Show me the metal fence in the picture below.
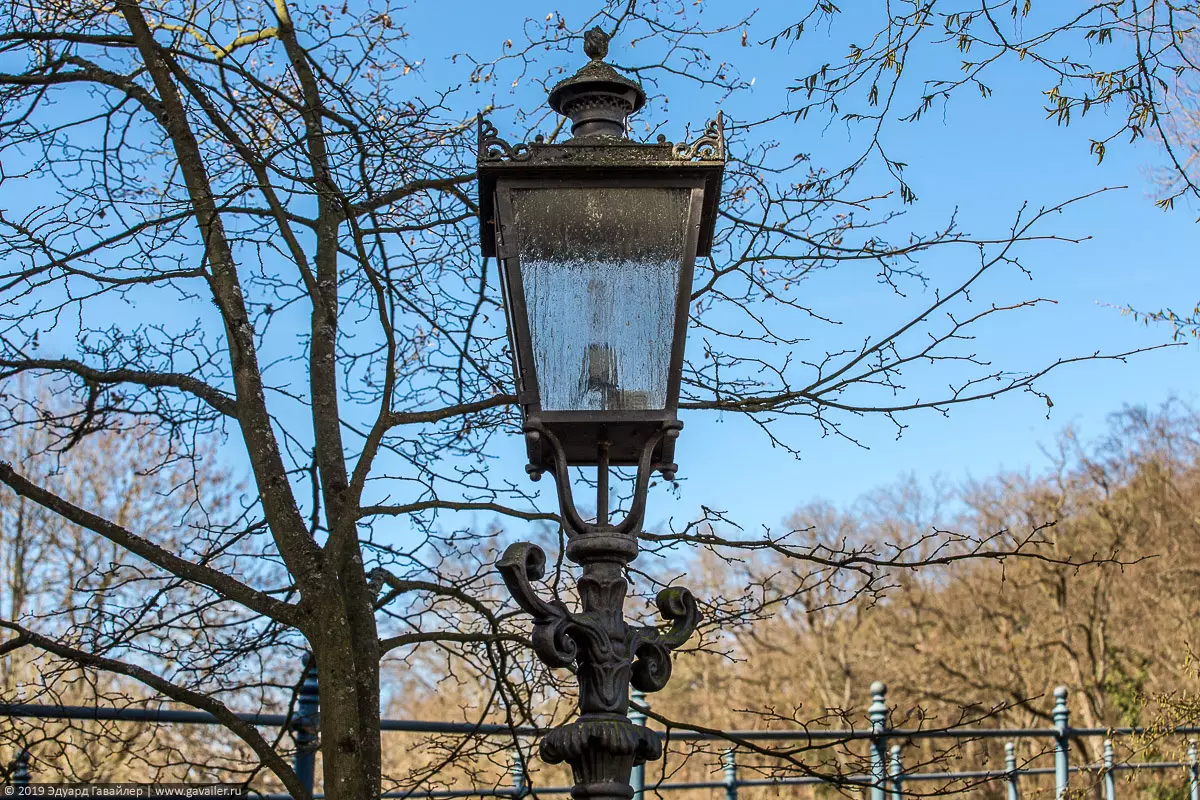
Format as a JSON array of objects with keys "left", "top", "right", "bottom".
[{"left": 4, "top": 661, "right": 1200, "bottom": 799}]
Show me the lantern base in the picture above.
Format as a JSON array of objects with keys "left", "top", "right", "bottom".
[{"left": 523, "top": 412, "right": 680, "bottom": 476}]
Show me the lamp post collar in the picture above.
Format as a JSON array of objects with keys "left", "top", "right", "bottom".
[{"left": 547, "top": 27, "right": 646, "bottom": 140}]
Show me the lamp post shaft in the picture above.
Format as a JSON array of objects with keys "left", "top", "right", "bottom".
[
  {"left": 597, "top": 440, "right": 610, "bottom": 527},
  {"left": 497, "top": 429, "right": 699, "bottom": 799}
]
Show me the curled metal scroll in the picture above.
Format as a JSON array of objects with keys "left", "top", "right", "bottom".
[
  {"left": 672, "top": 112, "right": 725, "bottom": 161},
  {"left": 496, "top": 542, "right": 578, "bottom": 668},
  {"left": 497, "top": 541, "right": 701, "bottom": 700},
  {"left": 478, "top": 116, "right": 532, "bottom": 162},
  {"left": 630, "top": 586, "right": 701, "bottom": 692}
]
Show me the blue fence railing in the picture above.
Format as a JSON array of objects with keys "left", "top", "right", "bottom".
[{"left": 5, "top": 662, "right": 1200, "bottom": 799}]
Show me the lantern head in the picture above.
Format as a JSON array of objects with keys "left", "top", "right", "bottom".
[{"left": 478, "top": 28, "right": 725, "bottom": 477}]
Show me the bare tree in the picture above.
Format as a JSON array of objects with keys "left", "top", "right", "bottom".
[
  {"left": 0, "top": 1, "right": 1184, "bottom": 797},
  {"left": 0, "top": 385, "right": 260, "bottom": 784},
  {"left": 762, "top": 2, "right": 1200, "bottom": 348},
  {"left": 626, "top": 404, "right": 1199, "bottom": 799}
]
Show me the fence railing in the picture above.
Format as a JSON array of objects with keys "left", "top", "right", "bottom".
[{"left": 5, "top": 660, "right": 1200, "bottom": 799}]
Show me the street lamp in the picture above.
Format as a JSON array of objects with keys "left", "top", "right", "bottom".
[{"left": 480, "top": 27, "right": 724, "bottom": 800}]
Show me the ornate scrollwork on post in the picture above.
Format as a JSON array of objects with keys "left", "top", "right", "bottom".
[
  {"left": 497, "top": 536, "right": 700, "bottom": 800},
  {"left": 496, "top": 543, "right": 580, "bottom": 669},
  {"left": 631, "top": 587, "right": 701, "bottom": 692},
  {"left": 498, "top": 543, "right": 701, "bottom": 704},
  {"left": 497, "top": 423, "right": 701, "bottom": 800},
  {"left": 672, "top": 112, "right": 725, "bottom": 162}
]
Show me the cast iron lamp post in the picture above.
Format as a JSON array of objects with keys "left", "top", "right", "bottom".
[{"left": 478, "top": 27, "right": 724, "bottom": 800}]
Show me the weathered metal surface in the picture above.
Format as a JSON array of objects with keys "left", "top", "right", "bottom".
[
  {"left": 292, "top": 654, "right": 319, "bottom": 796},
  {"left": 1006, "top": 742, "right": 1021, "bottom": 800},
  {"left": 628, "top": 690, "right": 647, "bottom": 800},
  {"left": 1103, "top": 739, "right": 1116, "bottom": 800},
  {"left": 10, "top": 748, "right": 29, "bottom": 786},
  {"left": 888, "top": 744, "right": 903, "bottom": 800},
  {"left": 1190, "top": 741, "right": 1199, "bottom": 800},
  {"left": 477, "top": 115, "right": 725, "bottom": 260},
  {"left": 722, "top": 748, "right": 739, "bottom": 800},
  {"left": 546, "top": 28, "right": 646, "bottom": 139}
]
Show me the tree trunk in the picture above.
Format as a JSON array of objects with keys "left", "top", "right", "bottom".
[{"left": 313, "top": 623, "right": 382, "bottom": 800}]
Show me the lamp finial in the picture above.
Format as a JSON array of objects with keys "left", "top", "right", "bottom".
[
  {"left": 547, "top": 27, "right": 645, "bottom": 138},
  {"left": 583, "top": 27, "right": 609, "bottom": 61}
]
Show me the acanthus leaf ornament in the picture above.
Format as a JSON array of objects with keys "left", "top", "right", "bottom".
[
  {"left": 495, "top": 528, "right": 701, "bottom": 710},
  {"left": 497, "top": 534, "right": 700, "bottom": 799},
  {"left": 494, "top": 425, "right": 703, "bottom": 714}
]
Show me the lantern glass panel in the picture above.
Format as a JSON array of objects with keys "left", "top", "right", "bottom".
[{"left": 510, "top": 186, "right": 691, "bottom": 412}]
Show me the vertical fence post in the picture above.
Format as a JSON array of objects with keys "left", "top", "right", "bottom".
[
  {"left": 869, "top": 682, "right": 889, "bottom": 800},
  {"left": 888, "top": 744, "right": 903, "bottom": 800},
  {"left": 629, "top": 688, "right": 647, "bottom": 800},
  {"left": 1005, "top": 742, "right": 1019, "bottom": 800},
  {"left": 511, "top": 749, "right": 528, "bottom": 798},
  {"left": 1188, "top": 740, "right": 1198, "bottom": 800},
  {"left": 1102, "top": 739, "right": 1115, "bottom": 800},
  {"left": 722, "top": 748, "right": 738, "bottom": 800},
  {"left": 1052, "top": 686, "right": 1070, "bottom": 800},
  {"left": 292, "top": 652, "right": 320, "bottom": 797},
  {"left": 10, "top": 749, "right": 30, "bottom": 786}
]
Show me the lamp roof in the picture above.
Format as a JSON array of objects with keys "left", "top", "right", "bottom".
[{"left": 547, "top": 28, "right": 646, "bottom": 138}]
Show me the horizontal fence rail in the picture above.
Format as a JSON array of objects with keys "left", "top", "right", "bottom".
[{"left": 5, "top": 659, "right": 1200, "bottom": 799}]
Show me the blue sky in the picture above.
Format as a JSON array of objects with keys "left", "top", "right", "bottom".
[
  {"left": 676, "top": 51, "right": 1199, "bottom": 527},
  {"left": 19, "top": 1, "right": 1196, "bottom": 539},
  {"left": 408, "top": 1, "right": 1200, "bottom": 533}
]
